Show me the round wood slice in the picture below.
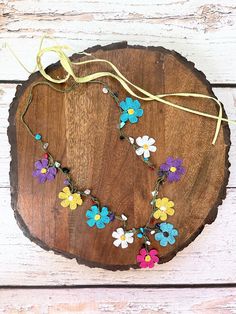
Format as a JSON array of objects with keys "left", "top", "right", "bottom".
[{"left": 8, "top": 42, "right": 230, "bottom": 270}]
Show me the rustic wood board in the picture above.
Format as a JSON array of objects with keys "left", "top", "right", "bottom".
[
  {"left": 1, "top": 1, "right": 236, "bottom": 312},
  {"left": 1, "top": 288, "right": 236, "bottom": 313},
  {"left": 1, "top": 0, "right": 236, "bottom": 83},
  {"left": 8, "top": 42, "right": 230, "bottom": 270}
]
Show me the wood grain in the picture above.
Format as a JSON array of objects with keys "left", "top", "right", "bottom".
[
  {"left": 8, "top": 43, "right": 230, "bottom": 270},
  {"left": 0, "top": 1, "right": 236, "bottom": 82},
  {"left": 1, "top": 288, "right": 236, "bottom": 313}
]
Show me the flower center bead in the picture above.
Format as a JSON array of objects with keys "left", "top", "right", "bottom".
[
  {"left": 40, "top": 168, "right": 47, "bottom": 174},
  {"left": 160, "top": 206, "right": 166, "bottom": 211},
  {"left": 68, "top": 195, "right": 74, "bottom": 201},
  {"left": 120, "top": 234, "right": 126, "bottom": 241},
  {"left": 94, "top": 214, "right": 101, "bottom": 221},
  {"left": 127, "top": 108, "right": 134, "bottom": 115},
  {"left": 145, "top": 255, "right": 151, "bottom": 262},
  {"left": 170, "top": 166, "right": 177, "bottom": 172},
  {"left": 143, "top": 144, "right": 149, "bottom": 150},
  {"left": 163, "top": 231, "right": 169, "bottom": 237}
]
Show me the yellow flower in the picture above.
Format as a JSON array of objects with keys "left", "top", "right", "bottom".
[
  {"left": 153, "top": 197, "right": 174, "bottom": 221},
  {"left": 58, "top": 187, "right": 83, "bottom": 210}
]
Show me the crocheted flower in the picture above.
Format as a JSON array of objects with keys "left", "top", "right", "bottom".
[
  {"left": 112, "top": 227, "right": 134, "bottom": 249},
  {"left": 86, "top": 205, "right": 110, "bottom": 229},
  {"left": 32, "top": 158, "right": 57, "bottom": 183},
  {"left": 155, "top": 222, "right": 178, "bottom": 247},
  {"left": 136, "top": 248, "right": 159, "bottom": 268},
  {"left": 153, "top": 197, "right": 175, "bottom": 221},
  {"left": 160, "top": 157, "right": 185, "bottom": 182},
  {"left": 135, "top": 135, "right": 157, "bottom": 159},
  {"left": 119, "top": 97, "right": 143, "bottom": 124},
  {"left": 58, "top": 187, "right": 83, "bottom": 210}
]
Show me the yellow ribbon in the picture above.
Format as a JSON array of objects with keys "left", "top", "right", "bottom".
[{"left": 7, "top": 35, "right": 236, "bottom": 144}]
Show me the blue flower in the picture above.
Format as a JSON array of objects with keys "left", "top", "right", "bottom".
[
  {"left": 154, "top": 222, "right": 178, "bottom": 247},
  {"left": 119, "top": 97, "right": 143, "bottom": 124},
  {"left": 86, "top": 205, "right": 110, "bottom": 229}
]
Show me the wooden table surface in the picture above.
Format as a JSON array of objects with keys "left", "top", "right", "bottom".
[{"left": 0, "top": 1, "right": 236, "bottom": 313}]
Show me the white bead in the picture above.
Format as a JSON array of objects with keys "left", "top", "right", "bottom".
[
  {"left": 84, "top": 189, "right": 91, "bottom": 195},
  {"left": 129, "top": 137, "right": 134, "bottom": 144},
  {"left": 121, "top": 214, "right": 127, "bottom": 221},
  {"left": 43, "top": 142, "right": 49, "bottom": 149},
  {"left": 150, "top": 230, "right": 155, "bottom": 235},
  {"left": 146, "top": 240, "right": 151, "bottom": 245},
  {"left": 102, "top": 87, "right": 108, "bottom": 94},
  {"left": 151, "top": 191, "right": 156, "bottom": 196},
  {"left": 54, "top": 161, "right": 61, "bottom": 168}
]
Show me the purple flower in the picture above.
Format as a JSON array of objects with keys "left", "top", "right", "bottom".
[
  {"left": 160, "top": 157, "right": 185, "bottom": 182},
  {"left": 32, "top": 158, "right": 57, "bottom": 183}
]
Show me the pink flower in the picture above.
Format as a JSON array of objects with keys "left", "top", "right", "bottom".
[{"left": 136, "top": 248, "right": 159, "bottom": 268}]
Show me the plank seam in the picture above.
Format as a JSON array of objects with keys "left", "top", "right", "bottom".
[
  {"left": 1, "top": 81, "right": 236, "bottom": 88},
  {"left": 1, "top": 284, "right": 236, "bottom": 289}
]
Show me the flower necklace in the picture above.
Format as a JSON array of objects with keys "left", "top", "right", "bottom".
[{"left": 22, "top": 80, "right": 185, "bottom": 269}]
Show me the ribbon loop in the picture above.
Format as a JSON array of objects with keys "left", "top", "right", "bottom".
[{"left": 36, "top": 46, "right": 72, "bottom": 83}]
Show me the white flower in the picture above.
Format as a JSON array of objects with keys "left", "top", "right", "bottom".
[
  {"left": 112, "top": 227, "right": 134, "bottom": 249},
  {"left": 135, "top": 135, "right": 157, "bottom": 158}
]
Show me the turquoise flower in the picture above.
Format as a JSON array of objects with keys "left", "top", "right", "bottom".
[
  {"left": 86, "top": 205, "right": 110, "bottom": 229},
  {"left": 119, "top": 97, "right": 143, "bottom": 124},
  {"left": 154, "top": 222, "right": 178, "bottom": 247}
]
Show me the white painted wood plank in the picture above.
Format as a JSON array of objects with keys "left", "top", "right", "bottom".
[
  {"left": 0, "top": 0, "right": 236, "bottom": 82},
  {"left": 0, "top": 84, "right": 236, "bottom": 285},
  {"left": 1, "top": 288, "right": 236, "bottom": 313}
]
